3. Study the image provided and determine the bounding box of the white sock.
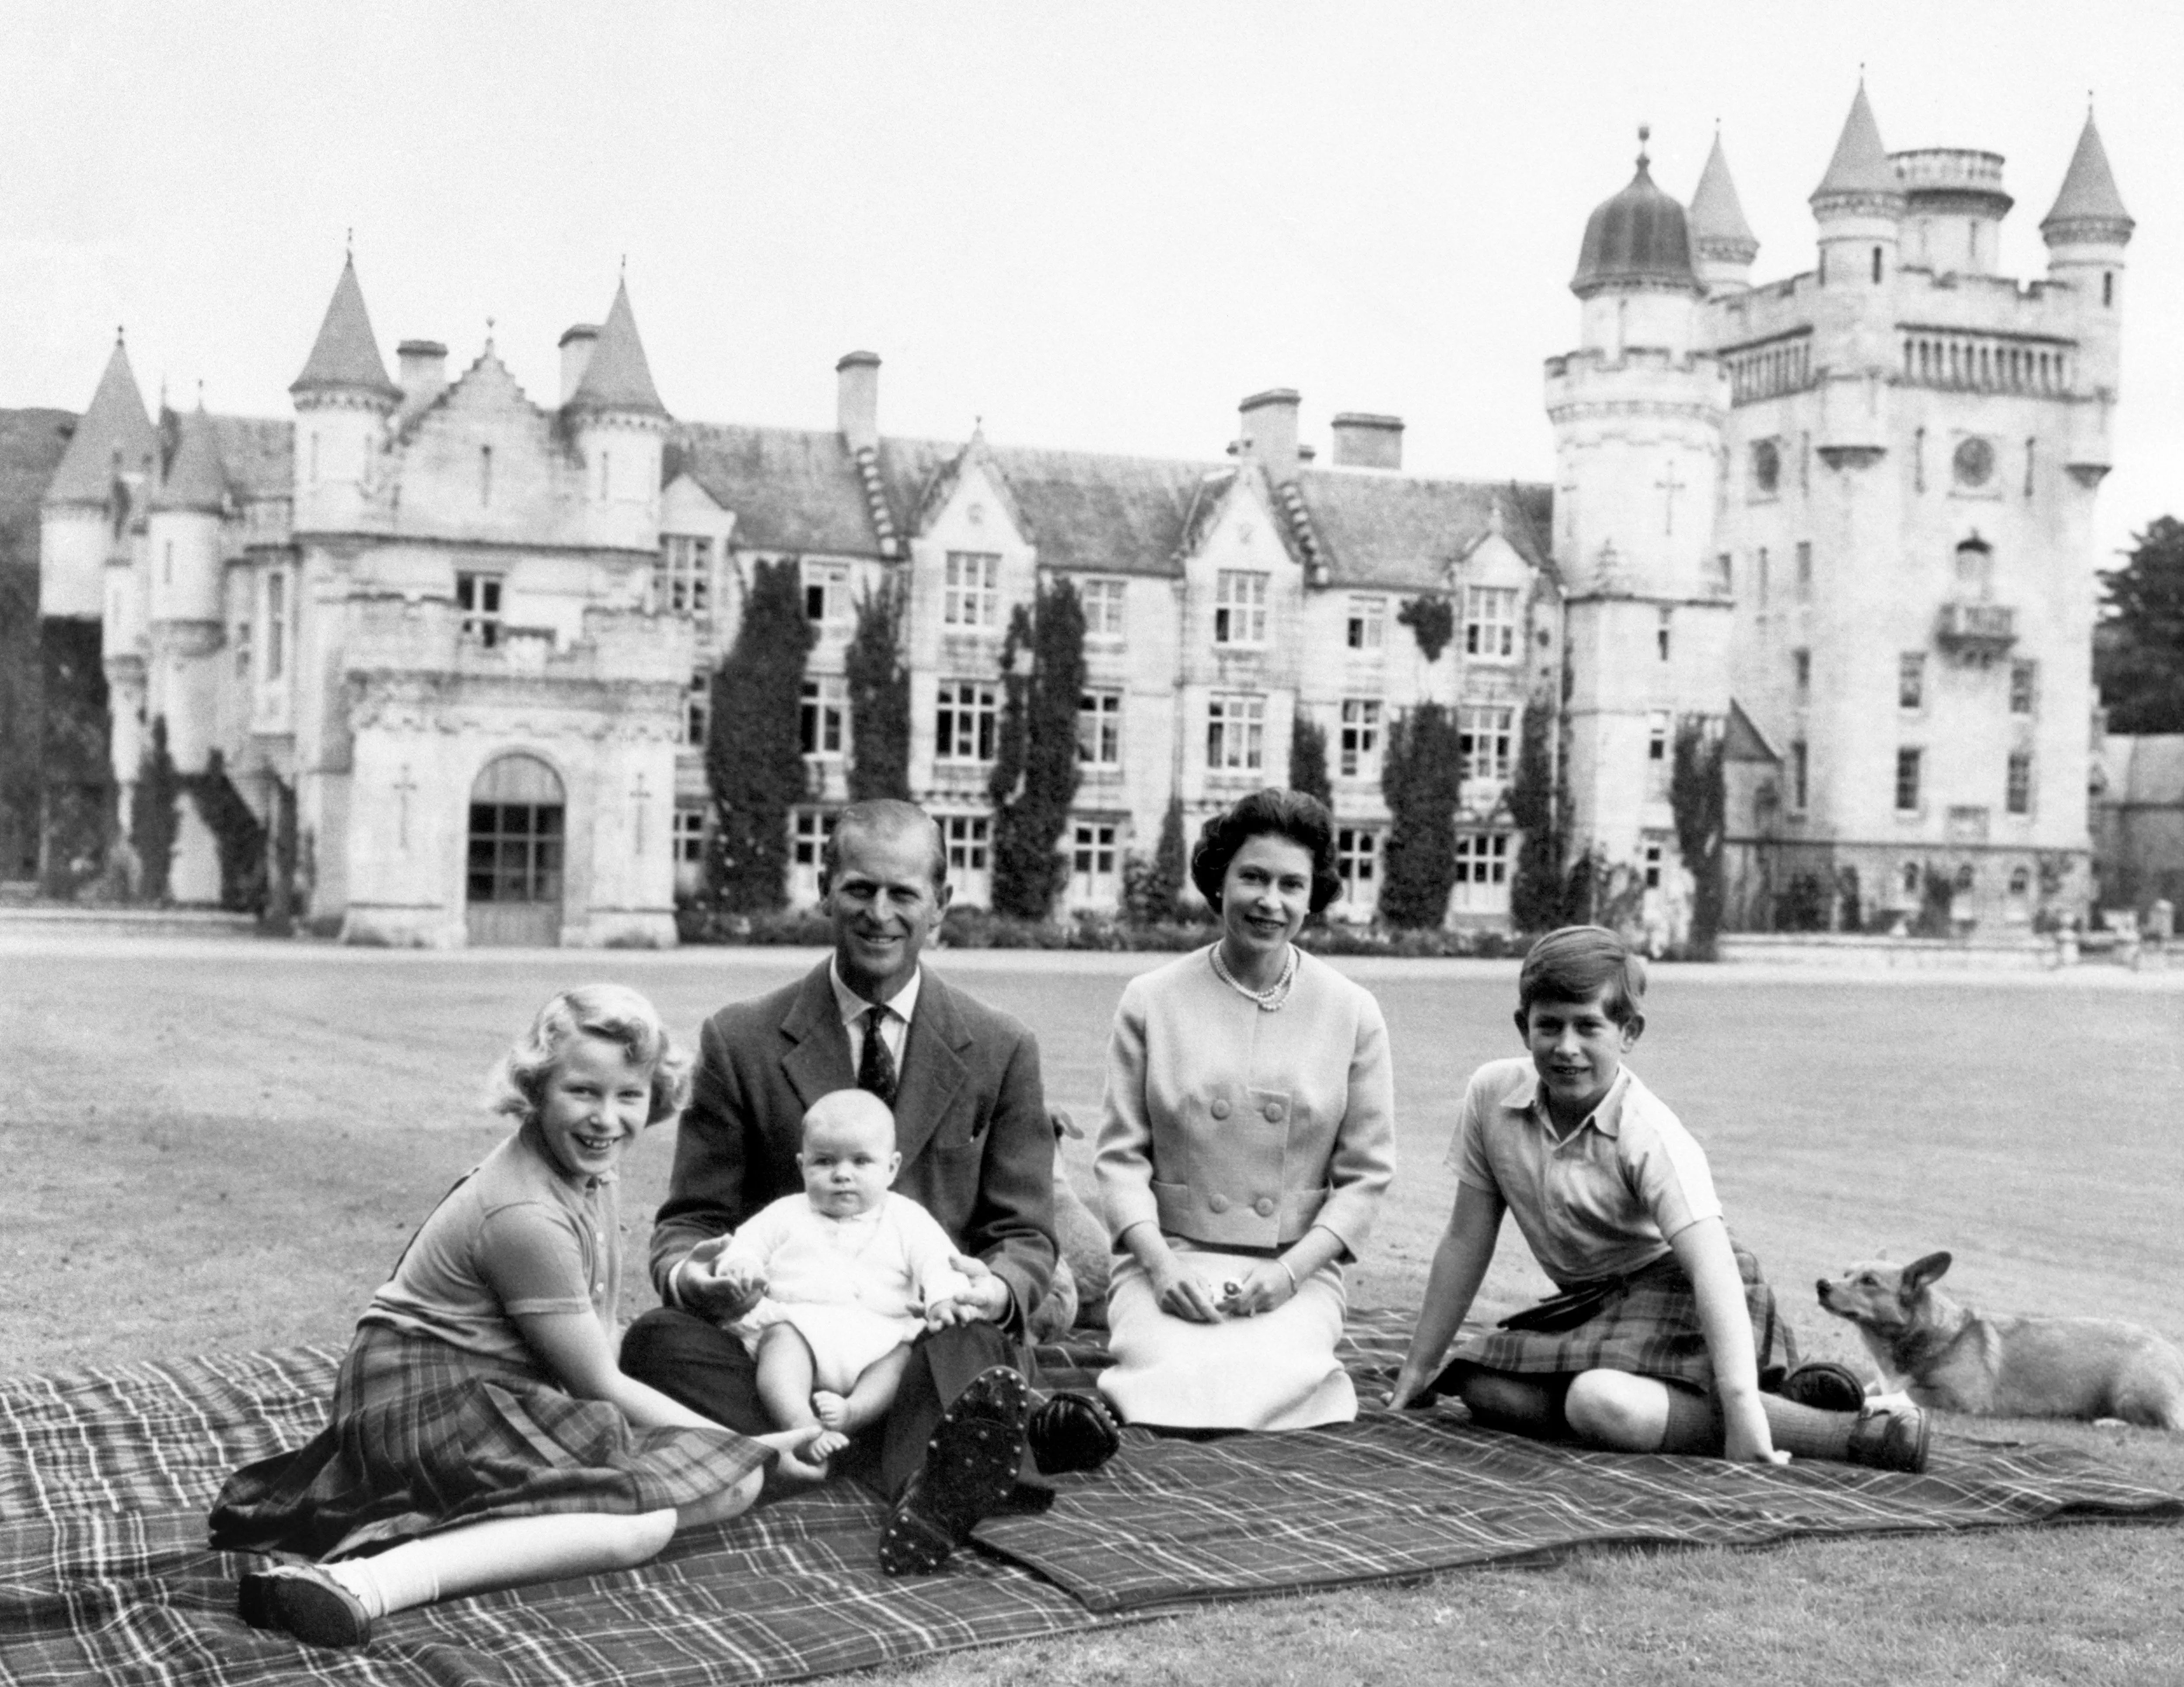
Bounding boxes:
[326,1546,441,1619]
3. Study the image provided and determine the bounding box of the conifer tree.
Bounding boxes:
[2095,515,2184,732]
[705,557,815,911]
[1507,692,1568,932]
[1669,714,1727,957]
[1288,709,1331,809]
[131,714,180,904]
[846,579,910,800]
[988,580,1086,918]
[1378,702,1463,928]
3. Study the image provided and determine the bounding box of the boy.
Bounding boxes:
[1387,926,1928,1471]
[706,1090,979,1462]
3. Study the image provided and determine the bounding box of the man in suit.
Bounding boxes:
[622,799,1114,1574]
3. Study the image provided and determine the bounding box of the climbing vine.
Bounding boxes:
[845,578,910,801]
[705,556,815,911]
[987,580,1086,919]
[1507,691,1572,933]
[1287,709,1331,809]
[1396,595,1455,664]
[1378,701,1463,928]
[1669,714,1726,958]
[184,749,266,912]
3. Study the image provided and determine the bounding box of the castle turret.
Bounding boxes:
[1810,83,1904,291]
[1894,148,2011,277]
[562,278,668,551]
[1808,86,1903,463]
[145,406,229,773]
[290,255,399,535]
[1689,133,1759,297]
[40,335,156,619]
[2042,110,2131,422]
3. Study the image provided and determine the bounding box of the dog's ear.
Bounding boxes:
[1901,1251,1952,1297]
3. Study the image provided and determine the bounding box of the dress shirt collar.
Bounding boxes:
[829,958,923,1031]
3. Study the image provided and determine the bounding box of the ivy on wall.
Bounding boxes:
[184,749,266,912]
[705,556,815,912]
[1396,595,1455,664]
[987,580,1086,920]
[36,618,112,896]
[1669,714,1726,958]
[130,714,179,904]
[1288,709,1331,809]
[1378,701,1463,928]
[845,579,910,802]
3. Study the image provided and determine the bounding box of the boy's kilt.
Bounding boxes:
[210,1322,774,1561]
[1450,1242,1797,1397]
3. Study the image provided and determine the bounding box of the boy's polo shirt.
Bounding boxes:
[1449,1056,1721,1288]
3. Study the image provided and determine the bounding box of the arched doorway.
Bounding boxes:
[466,753,565,946]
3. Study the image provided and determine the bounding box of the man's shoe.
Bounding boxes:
[878,1366,1029,1576]
[1027,1390,1121,1476]
[238,1562,373,1649]
[1776,1361,1869,1415]
[1846,1401,1932,1474]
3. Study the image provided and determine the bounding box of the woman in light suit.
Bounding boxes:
[1095,789,1396,1430]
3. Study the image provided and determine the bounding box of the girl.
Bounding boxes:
[211,984,820,1650]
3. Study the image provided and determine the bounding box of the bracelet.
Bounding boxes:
[1277,1257,1299,1293]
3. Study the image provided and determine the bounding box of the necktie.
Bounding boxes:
[858,1004,898,1106]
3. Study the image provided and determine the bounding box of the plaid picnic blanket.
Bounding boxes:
[4,1314,2180,1685]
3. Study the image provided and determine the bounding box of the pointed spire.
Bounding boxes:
[1811,83,1903,207]
[290,254,401,402]
[150,405,229,514]
[2041,110,2133,242]
[564,278,668,417]
[1690,131,1759,259]
[45,335,160,507]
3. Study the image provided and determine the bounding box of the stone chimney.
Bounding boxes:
[1330,412,1403,470]
[837,351,880,454]
[1238,388,1301,483]
[558,324,600,404]
[396,339,447,410]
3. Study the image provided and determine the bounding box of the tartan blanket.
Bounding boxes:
[4,1314,2180,1685]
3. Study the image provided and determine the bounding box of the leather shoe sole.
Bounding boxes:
[878,1366,1028,1576]
[238,1562,373,1649]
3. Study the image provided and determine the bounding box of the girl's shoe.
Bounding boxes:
[238,1561,373,1649]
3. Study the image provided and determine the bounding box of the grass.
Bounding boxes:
[5,944,2184,1685]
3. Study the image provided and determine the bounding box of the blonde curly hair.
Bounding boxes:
[486,983,693,1128]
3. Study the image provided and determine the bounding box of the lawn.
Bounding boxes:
[5,942,2183,1684]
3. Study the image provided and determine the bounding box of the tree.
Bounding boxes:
[131,715,180,904]
[1379,702,1463,928]
[1124,793,1188,925]
[1288,709,1331,809]
[705,556,815,911]
[1669,715,1726,958]
[988,581,1086,919]
[846,579,910,800]
[1507,691,1569,933]
[36,618,112,896]
[2095,516,2184,733]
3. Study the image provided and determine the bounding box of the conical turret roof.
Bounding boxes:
[45,336,158,507]
[150,406,230,513]
[290,255,401,402]
[2042,112,2132,239]
[564,279,668,417]
[1811,84,1903,205]
[1571,139,1699,297]
[1690,133,1759,259]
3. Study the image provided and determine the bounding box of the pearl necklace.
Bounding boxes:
[1209,942,1298,1012]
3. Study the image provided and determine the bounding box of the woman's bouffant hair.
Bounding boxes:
[1517,925,1648,1026]
[1189,787,1344,914]
[487,983,694,1128]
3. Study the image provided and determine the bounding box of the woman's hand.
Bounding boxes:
[1216,1259,1296,1319]
[1148,1254,1225,1322]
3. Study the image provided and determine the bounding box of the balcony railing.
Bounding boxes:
[1935,600,2016,656]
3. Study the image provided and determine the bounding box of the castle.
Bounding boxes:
[20,87,2129,945]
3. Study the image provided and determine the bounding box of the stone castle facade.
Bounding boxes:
[22,87,2129,945]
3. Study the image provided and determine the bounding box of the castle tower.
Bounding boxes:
[1808,85,1905,461]
[562,277,668,552]
[40,335,156,620]
[1689,133,1759,298]
[1546,131,1733,915]
[289,255,400,535]
[2041,111,2132,481]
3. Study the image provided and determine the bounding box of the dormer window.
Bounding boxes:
[1465,587,1519,660]
[1213,570,1268,645]
[943,552,999,630]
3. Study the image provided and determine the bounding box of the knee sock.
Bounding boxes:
[1759,1394,1858,1461]
[1657,1386,1724,1455]
[1455,1368,1571,1439]
[326,1511,677,1617]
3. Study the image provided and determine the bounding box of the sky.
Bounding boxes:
[5,0,2180,562]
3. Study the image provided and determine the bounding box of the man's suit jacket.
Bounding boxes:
[651,961,1056,1334]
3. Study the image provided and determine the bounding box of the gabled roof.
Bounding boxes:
[1811,84,1902,205]
[1723,698,1780,765]
[672,424,879,554]
[150,407,229,513]
[44,338,158,507]
[1690,133,1759,259]
[1294,469,1549,590]
[2041,112,2133,238]
[564,280,668,417]
[291,256,401,401]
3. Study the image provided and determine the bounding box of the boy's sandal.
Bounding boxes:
[238,1562,373,1650]
[1775,1361,1869,1415]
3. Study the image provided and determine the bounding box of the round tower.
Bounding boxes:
[1688,132,1759,297]
[561,278,669,553]
[1894,148,2011,276]
[40,335,156,620]
[145,406,229,773]
[1810,83,1904,293]
[2041,110,2132,408]
[290,255,400,535]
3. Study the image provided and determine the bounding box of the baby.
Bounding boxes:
[708,1089,975,1460]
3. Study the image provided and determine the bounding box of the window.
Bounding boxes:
[1901,861,1921,897]
[1346,596,1386,652]
[943,552,1000,629]
[942,813,989,875]
[1795,542,1813,600]
[656,536,714,618]
[789,807,836,901]
[934,680,998,762]
[456,571,503,648]
[799,676,847,757]
[2006,750,2032,815]
[1206,693,1265,771]
[1656,606,1673,662]
[1451,831,1510,912]
[1465,586,1519,660]
[686,669,711,747]
[1646,710,1671,797]
[672,807,707,866]
[1339,698,1382,779]
[1790,740,1809,811]
[1643,837,1665,890]
[2008,864,2032,897]
[264,572,288,680]
[1899,653,1926,710]
[1459,705,1516,787]
[1080,577,1127,638]
[1895,748,1923,813]
[1335,827,1380,902]
[1078,689,1122,767]
[1793,648,1811,700]
[802,560,850,624]
[1070,821,1120,903]
[2009,660,2037,716]
[1213,571,1269,645]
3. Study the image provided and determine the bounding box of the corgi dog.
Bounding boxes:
[1817,1252,2184,1430]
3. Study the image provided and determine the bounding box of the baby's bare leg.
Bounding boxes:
[754,1324,822,1431]
[833,1343,914,1435]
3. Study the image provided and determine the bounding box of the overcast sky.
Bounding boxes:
[5,1,2178,562]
